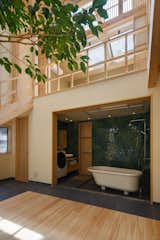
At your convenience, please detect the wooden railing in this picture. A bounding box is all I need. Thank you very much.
[35,25,148,97]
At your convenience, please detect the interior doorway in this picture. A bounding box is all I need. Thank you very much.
[52,97,152,201]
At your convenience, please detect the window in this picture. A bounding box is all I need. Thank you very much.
[104,0,119,21]
[0,128,8,153]
[123,0,133,13]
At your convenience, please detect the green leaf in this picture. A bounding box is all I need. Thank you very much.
[35,49,39,56]
[73,61,78,71]
[44,0,50,6]
[68,62,73,71]
[25,67,33,77]
[70,47,76,58]
[4,63,11,73]
[37,74,41,82]
[14,64,22,73]
[92,0,107,9]
[80,61,86,73]
[97,25,103,32]
[30,46,34,52]
[80,55,89,63]
[97,7,108,19]
[0,58,4,65]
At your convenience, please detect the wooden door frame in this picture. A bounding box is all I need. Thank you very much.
[15,116,29,182]
[52,96,153,203]
[52,112,58,185]
[78,121,92,175]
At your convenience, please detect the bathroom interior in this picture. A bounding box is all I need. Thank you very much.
[57,99,150,200]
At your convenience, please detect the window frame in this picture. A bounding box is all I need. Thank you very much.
[0,127,9,154]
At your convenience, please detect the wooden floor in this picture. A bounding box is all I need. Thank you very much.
[0,192,159,240]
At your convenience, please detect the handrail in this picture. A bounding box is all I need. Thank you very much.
[35,25,148,97]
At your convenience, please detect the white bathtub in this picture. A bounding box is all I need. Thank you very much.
[88,166,142,195]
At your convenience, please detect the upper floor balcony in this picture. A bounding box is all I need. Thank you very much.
[0,0,149,113]
[35,0,148,98]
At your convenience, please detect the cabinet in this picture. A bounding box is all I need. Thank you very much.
[58,130,67,149]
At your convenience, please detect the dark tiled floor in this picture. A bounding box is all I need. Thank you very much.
[58,173,149,200]
[0,179,160,220]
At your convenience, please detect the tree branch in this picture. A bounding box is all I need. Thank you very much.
[0,40,37,46]
[0,43,27,66]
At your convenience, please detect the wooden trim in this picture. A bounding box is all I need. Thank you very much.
[16,118,20,180]
[52,112,58,185]
[148,0,160,88]
[150,95,153,204]
[52,96,152,201]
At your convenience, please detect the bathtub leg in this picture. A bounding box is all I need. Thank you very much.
[124,191,129,196]
[101,186,106,191]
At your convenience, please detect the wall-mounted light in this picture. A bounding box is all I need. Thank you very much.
[108,114,112,118]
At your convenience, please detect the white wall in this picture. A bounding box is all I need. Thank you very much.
[28,70,160,202]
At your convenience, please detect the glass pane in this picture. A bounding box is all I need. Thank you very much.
[123,0,133,13]
[88,45,105,66]
[105,0,118,8]
[106,6,119,20]
[0,128,8,153]
[127,34,134,52]
[89,63,105,82]
[110,37,125,57]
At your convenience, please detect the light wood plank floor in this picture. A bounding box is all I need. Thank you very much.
[0,191,159,240]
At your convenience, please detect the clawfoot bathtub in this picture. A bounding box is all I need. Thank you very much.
[88,166,142,195]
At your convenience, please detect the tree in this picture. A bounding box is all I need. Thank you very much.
[0,0,108,82]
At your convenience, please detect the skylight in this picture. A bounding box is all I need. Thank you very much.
[123,0,133,13]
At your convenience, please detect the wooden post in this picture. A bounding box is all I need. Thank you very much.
[52,112,58,185]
